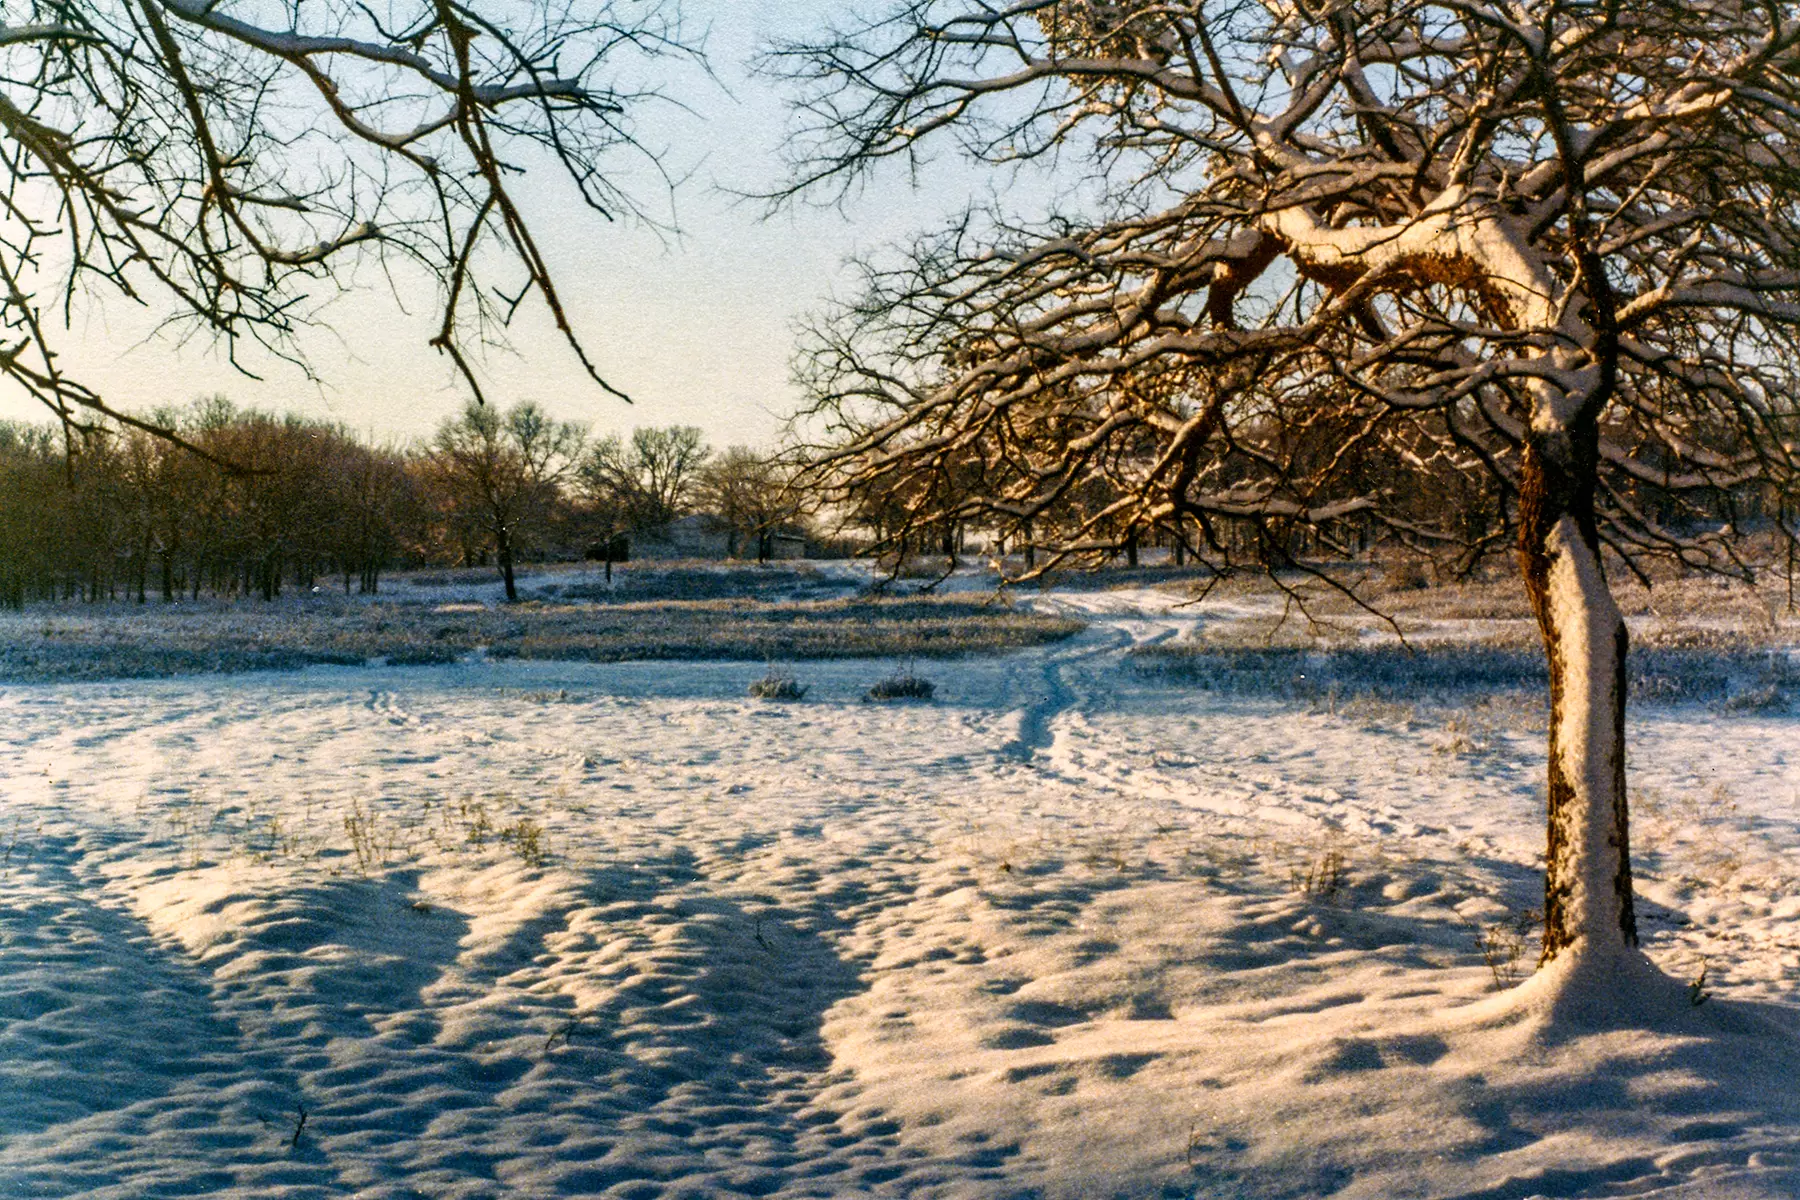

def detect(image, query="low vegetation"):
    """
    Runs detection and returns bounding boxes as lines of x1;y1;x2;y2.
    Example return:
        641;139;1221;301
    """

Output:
1133;638;1796;713
0;594;1081;683
1132;569;1799;715
748;668;808;701
546;565;855;604
865;668;936;702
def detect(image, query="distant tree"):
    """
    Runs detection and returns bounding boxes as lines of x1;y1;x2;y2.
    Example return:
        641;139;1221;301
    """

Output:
0;422;66;606
0;0;693;441
578;426;712;540
326;444;419;596
696;447;805;561
110;426;187;603
781;1;1800;994
187;410;338;599
429;401;585;601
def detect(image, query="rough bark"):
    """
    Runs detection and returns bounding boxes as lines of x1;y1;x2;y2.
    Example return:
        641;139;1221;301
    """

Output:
1519;428;1636;961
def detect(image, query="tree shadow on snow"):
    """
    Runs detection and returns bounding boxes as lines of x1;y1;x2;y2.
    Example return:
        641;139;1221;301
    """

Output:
436;847;935;1196
0;834;355;1195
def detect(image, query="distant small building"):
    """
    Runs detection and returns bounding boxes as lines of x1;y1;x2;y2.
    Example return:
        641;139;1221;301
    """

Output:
633;513;731;560
765;531;807;560
584;533;630;563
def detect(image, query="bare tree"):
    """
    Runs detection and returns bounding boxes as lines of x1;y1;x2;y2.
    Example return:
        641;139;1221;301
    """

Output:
429;400;585;600
0;421;66;606
578;425;711;539
0;0;692;439
325;442;419;596
777;1;1800;997
696;446;805;561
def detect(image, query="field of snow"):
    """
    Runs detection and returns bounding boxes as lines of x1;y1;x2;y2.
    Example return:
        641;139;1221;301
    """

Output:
3;579;1800;1198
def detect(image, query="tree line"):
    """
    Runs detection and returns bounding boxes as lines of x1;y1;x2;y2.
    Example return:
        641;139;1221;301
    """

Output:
0;398;807;608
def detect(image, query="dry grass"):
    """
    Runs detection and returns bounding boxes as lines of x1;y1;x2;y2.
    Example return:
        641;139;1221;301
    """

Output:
1634;783;1755;890
1135;635;1794;714
865;668;936;702
1136;558;1798;719
142;784;565;876
543;562;854;604
1140;555;1800;631
0;596;1082;683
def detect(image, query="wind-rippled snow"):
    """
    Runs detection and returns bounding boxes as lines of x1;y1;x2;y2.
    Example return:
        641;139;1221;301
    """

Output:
2;586;1799;1198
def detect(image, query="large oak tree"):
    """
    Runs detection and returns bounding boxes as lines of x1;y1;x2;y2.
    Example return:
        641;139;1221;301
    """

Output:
777;0;1800;998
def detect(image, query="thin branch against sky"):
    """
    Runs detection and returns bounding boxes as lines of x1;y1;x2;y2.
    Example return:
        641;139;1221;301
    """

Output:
0;1;1041;451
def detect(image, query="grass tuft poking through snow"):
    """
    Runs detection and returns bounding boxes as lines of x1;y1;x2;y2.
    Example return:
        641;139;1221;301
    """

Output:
865;666;936;702
1;572;1797;1198
748;667;809;701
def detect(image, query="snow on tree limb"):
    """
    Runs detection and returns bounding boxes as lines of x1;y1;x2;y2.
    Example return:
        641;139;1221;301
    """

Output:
777;0;1800;586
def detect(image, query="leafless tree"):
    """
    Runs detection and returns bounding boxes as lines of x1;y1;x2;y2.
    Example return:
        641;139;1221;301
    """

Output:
428;399;584;600
0;0;692;442
326;442;420;596
696;445;806;561
775;0;1800;996
578;424;711;538
0;420;66;606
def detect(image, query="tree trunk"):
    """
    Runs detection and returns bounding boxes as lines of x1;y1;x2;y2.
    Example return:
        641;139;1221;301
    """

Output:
1518;427;1636;966
497;529;518;602
1786;496;1796;614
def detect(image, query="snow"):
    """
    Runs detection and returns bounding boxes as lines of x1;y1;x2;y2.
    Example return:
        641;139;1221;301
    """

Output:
2;583;1799;1198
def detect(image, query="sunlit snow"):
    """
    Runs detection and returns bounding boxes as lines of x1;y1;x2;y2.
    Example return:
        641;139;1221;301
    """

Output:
2;581;1798;1198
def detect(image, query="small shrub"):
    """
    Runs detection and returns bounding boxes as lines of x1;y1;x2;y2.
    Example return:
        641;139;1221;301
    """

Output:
866;669;935;702
1434;708;1496;755
499;817;547;867
748;668;808;701
1294;848;1345;903
461;798;493;846
1724;683;1788;713
1382;558;1433;591
343;800;398;872
1477;908;1540;989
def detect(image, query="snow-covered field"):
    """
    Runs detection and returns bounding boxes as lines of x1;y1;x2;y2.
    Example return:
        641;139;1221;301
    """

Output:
4;582;1800;1198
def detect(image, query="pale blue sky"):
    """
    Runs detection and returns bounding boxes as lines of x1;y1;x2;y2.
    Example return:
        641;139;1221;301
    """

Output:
0;1;1018;451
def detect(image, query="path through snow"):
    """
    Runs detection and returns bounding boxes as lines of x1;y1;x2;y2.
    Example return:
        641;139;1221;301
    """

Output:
2;592;1799;1198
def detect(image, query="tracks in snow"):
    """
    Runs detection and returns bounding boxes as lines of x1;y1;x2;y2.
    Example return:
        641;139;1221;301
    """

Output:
996;594;1526;871
997;625;1129;763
